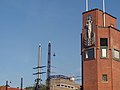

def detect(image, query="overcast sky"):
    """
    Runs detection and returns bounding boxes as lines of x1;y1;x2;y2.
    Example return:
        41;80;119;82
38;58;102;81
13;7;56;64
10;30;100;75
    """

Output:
0;0;120;88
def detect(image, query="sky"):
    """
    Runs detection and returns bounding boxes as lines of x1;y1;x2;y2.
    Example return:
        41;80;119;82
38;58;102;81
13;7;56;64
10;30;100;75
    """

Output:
0;0;120;88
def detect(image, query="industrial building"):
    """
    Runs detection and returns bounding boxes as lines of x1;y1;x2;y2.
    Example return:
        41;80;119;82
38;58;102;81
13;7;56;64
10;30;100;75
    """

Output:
49;75;81;90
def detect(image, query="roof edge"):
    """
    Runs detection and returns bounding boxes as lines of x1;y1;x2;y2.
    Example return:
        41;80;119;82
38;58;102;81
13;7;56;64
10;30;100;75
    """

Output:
82;8;117;19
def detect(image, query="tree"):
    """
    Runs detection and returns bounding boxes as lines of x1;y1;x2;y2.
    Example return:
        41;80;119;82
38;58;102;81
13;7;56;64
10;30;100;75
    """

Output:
25;84;46;90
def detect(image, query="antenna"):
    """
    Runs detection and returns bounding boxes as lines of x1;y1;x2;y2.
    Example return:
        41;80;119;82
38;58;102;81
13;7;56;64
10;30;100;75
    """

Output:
86;0;88;11
103;0;106;27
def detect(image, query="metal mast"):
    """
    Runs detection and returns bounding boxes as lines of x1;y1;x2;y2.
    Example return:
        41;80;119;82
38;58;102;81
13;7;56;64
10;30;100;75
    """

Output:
46;42;51;90
86;0;88;11
103;0;106;27
38;44;41;84
33;44;45;90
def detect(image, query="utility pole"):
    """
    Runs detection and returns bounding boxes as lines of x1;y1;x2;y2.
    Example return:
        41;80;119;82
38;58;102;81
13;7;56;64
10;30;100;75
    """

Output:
20;78;23;90
33;44;46;90
46;42;51;90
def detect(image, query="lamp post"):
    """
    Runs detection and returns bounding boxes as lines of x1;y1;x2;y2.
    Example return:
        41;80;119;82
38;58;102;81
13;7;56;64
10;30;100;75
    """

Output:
21;78;23;90
6;81;11;90
6;81;8;90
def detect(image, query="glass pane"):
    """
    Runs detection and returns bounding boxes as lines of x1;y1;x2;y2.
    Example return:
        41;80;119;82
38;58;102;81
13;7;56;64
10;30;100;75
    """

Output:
86;51;88;59
85;48;94;59
102;48;107;57
100;38;108;46
88;49;94;58
114;50;119;59
102;74;108;82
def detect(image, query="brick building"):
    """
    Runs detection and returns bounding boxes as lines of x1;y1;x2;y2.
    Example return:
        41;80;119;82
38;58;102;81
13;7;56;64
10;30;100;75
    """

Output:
81;8;120;90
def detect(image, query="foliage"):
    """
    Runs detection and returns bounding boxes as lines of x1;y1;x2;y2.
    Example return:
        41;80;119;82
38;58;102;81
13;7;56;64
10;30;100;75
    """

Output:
25;84;46;90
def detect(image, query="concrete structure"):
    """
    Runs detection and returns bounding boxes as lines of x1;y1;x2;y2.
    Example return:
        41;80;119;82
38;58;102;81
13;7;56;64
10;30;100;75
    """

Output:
81;8;120;90
49;75;81;90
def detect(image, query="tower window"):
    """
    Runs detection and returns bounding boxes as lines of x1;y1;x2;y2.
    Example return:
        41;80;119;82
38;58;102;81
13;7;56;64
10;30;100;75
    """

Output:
100;38;108;46
85;48;95;59
102;74;108;82
101;47;108;58
112;49;120;61
100;38;108;58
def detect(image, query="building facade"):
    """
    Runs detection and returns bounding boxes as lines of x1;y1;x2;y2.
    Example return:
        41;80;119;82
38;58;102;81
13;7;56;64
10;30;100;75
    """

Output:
81;8;120;90
49;75;81;90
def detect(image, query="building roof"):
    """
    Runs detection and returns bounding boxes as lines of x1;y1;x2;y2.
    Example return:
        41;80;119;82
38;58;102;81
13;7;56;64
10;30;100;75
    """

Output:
0;86;20;90
50;75;71;80
82;8;117;19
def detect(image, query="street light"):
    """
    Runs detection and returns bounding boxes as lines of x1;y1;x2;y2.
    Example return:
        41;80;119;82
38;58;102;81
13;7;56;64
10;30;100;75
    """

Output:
6;81;11;90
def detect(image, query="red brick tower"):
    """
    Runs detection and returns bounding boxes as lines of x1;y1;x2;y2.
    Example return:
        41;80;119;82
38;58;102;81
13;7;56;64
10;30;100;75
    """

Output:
81;8;120;90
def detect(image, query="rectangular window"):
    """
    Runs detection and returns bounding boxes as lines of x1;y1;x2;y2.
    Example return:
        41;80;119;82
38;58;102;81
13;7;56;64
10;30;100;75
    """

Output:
100;38;108;59
100;38;108;46
102;49;107;57
85;48;95;59
102;74;108;82
101;47;108;58
56;84;60;86
113;49;120;61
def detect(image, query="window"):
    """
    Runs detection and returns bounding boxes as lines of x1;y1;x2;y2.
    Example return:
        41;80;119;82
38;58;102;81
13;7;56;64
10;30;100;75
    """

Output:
56;84;60;86
112;49;120;61
100;38;108;46
65;85;67;87
100;38;108;58
101;47;108;58
85;48;95;59
68;86;70;88
102;74;108;82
